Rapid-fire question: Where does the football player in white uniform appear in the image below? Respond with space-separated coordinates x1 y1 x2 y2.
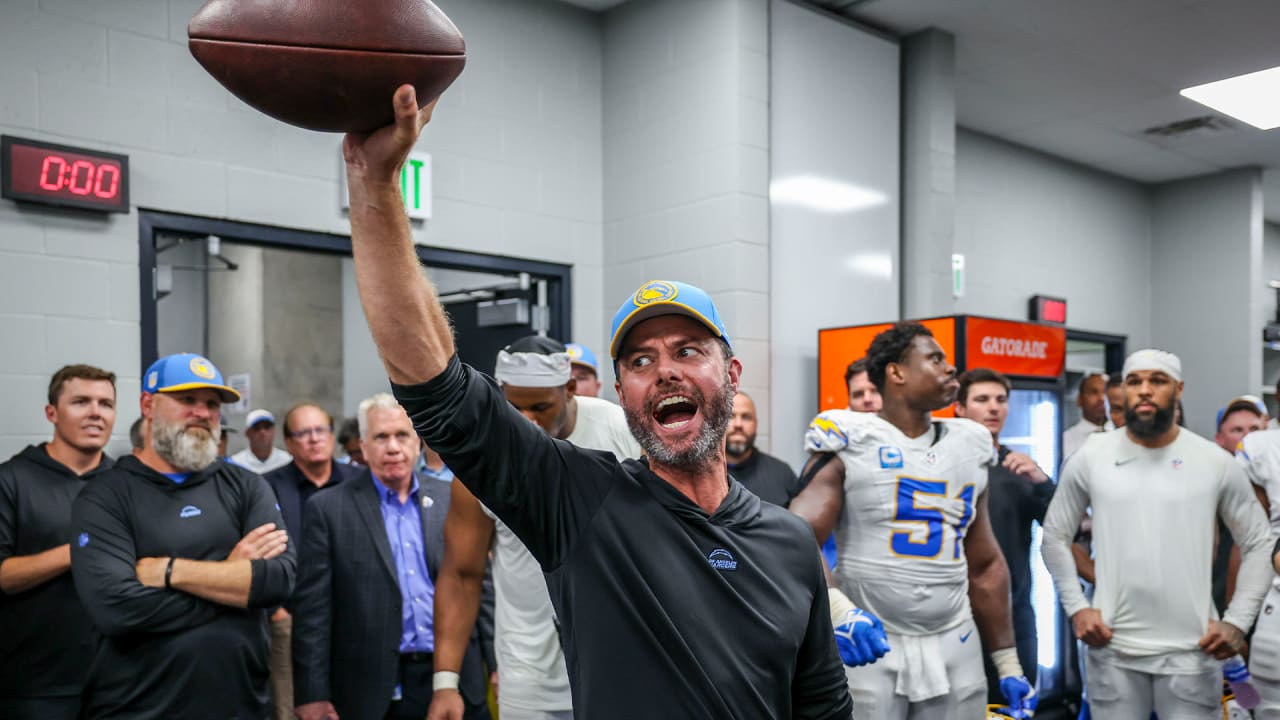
1235 427 1280 718
791 322 1037 719
1042 349 1272 720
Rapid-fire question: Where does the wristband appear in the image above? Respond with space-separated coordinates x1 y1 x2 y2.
827 587 856 626
990 646 1024 679
164 556 176 590
432 671 460 691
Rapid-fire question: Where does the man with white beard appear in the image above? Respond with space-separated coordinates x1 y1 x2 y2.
70 353 296 719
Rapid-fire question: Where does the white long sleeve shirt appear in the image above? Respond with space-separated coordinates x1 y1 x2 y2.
1042 428 1272 660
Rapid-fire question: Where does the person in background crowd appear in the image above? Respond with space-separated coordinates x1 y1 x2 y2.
218 417 235 461
129 417 146 455
71 353 294 719
231 409 292 474
1217 396 1267 454
0 364 118 719
845 357 882 412
431 336 639 720
1105 375 1125 430
1042 350 1271 719
292 394 490 720
565 342 602 398
725 391 803 508
1063 373 1110 462
336 417 364 466
263 403 360 720
953 368 1055 704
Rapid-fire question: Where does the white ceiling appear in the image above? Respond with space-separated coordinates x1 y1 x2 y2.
823 0 1280 220
559 0 1280 220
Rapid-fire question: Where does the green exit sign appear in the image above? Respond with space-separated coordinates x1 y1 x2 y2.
341 148 432 220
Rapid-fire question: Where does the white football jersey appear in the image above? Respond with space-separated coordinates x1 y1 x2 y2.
806 410 994 635
1239 429 1280 537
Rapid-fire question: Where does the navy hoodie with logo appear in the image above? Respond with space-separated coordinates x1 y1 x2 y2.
0 444 112 702
393 356 853 720
70 455 295 719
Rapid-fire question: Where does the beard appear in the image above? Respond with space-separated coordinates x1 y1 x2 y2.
726 435 754 458
152 415 219 472
624 373 736 470
1125 398 1176 440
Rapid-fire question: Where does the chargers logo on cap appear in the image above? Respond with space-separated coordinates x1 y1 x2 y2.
146 371 159 391
189 357 216 379
634 280 678 306
566 346 583 360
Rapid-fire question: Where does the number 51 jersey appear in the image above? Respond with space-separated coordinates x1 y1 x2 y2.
806 410 995 636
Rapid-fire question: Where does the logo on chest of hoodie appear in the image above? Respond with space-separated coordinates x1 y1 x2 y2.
179 505 202 519
707 548 739 571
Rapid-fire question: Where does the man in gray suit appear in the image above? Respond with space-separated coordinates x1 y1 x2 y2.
291 393 490 720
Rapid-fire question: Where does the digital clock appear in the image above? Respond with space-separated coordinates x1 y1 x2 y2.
2 135 129 213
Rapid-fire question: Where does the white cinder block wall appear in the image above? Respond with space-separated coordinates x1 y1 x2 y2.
0 0 606 458
600 0 772 445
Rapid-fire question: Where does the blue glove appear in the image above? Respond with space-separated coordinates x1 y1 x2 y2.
833 608 890 667
996 676 1037 719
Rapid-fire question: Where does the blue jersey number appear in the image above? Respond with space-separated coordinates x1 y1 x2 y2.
891 478 976 560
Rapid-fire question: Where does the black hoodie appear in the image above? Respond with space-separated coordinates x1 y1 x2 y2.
0 444 112 700
393 356 853 720
70 455 295 719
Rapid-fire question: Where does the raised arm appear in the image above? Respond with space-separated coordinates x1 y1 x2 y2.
430 482 497 720
345 85 452 385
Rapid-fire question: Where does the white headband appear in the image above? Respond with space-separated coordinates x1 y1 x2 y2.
1122 348 1182 383
494 351 572 388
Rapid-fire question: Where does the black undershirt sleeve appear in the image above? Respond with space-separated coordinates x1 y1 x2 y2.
391 355 617 569
790 554 855 719
70 485 221 637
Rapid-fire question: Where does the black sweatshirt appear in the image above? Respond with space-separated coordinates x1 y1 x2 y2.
393 356 852 720
0 444 112 700
70 456 296 720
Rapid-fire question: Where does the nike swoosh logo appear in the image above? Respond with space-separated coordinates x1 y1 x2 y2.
1115 457 1136 466
960 630 973 643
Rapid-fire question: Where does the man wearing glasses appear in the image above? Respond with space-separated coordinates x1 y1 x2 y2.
263 403 359 720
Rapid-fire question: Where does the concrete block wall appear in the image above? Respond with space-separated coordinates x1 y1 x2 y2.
0 0 606 458
601 0 771 445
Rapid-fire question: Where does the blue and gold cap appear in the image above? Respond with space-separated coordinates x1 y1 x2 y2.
565 343 598 372
143 353 240 403
609 280 730 358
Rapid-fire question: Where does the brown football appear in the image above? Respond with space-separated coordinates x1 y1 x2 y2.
188 0 465 133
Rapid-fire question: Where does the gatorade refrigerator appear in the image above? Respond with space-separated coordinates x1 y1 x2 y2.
817 315 1073 702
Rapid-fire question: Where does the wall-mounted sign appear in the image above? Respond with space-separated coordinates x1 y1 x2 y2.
965 316 1066 378
340 148 431 220
1 135 129 213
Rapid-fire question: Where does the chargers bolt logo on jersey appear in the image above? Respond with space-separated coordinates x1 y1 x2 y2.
634 280 678 306
808 416 849 450
179 505 203 519
879 446 904 469
78 532 90 547
707 548 739 571
189 356 217 379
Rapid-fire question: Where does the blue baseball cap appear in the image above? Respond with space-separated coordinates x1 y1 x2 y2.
565 343 598 372
609 280 730 358
1216 395 1268 429
143 353 240 403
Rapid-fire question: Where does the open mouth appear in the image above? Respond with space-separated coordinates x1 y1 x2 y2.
654 395 698 429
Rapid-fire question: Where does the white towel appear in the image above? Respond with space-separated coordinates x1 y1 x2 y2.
892 632 951 702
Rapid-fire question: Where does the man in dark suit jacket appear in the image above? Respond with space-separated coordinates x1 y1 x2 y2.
292 394 490 720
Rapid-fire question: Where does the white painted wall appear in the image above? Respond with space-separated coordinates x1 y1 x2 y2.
0 0 605 458
954 130 1153 347
769 0 899 469
1150 169 1263 438
600 0 772 441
